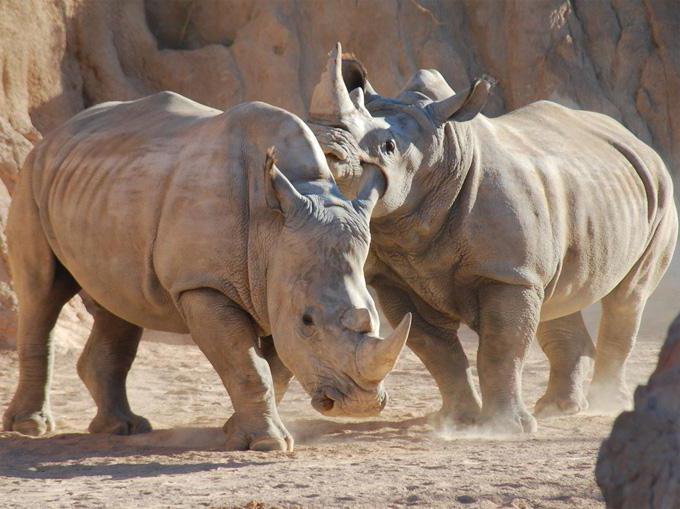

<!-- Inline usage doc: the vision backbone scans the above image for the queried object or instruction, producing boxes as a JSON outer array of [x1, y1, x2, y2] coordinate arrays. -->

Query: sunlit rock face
[[1, 0, 679, 346]]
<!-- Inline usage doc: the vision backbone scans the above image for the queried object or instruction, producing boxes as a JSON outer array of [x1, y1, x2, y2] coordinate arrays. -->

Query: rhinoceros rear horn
[[264, 147, 307, 215], [426, 76, 496, 125], [355, 313, 412, 383], [309, 43, 359, 124]]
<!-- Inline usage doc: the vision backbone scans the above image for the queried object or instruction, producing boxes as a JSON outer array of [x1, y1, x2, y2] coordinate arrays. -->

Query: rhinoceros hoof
[[587, 383, 632, 413], [534, 392, 587, 419], [479, 409, 537, 435], [3, 410, 54, 436], [430, 404, 481, 429], [222, 413, 294, 452], [88, 412, 152, 435]]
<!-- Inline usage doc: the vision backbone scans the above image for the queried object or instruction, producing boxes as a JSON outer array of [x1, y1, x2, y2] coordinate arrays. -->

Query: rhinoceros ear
[[342, 53, 379, 100], [264, 147, 307, 215], [342, 54, 367, 92], [426, 76, 495, 125]]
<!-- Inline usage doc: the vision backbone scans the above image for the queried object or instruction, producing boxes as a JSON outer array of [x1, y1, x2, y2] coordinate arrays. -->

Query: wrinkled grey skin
[[307, 44, 678, 433], [2, 92, 412, 451]]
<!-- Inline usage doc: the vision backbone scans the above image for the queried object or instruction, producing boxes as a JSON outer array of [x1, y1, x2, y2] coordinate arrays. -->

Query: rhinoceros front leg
[[179, 289, 293, 452], [260, 336, 293, 405], [371, 279, 482, 425], [476, 284, 542, 433], [534, 312, 594, 418], [408, 319, 482, 427], [76, 302, 151, 435]]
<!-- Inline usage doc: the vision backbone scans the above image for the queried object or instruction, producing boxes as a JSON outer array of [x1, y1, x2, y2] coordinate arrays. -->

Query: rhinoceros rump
[[2, 92, 412, 451], [309, 43, 678, 434]]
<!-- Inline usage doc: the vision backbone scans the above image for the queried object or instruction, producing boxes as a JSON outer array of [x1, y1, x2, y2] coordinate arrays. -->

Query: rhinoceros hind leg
[[534, 312, 594, 418], [589, 208, 676, 412], [3, 279, 78, 435], [3, 178, 80, 435], [76, 303, 150, 435], [587, 300, 643, 413]]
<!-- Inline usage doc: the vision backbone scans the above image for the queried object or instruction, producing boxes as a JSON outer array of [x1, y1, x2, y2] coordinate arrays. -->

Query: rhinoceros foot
[[478, 408, 537, 435], [88, 411, 152, 435], [2, 408, 54, 436], [222, 412, 293, 452], [429, 402, 482, 430], [534, 391, 587, 419], [587, 381, 632, 414]]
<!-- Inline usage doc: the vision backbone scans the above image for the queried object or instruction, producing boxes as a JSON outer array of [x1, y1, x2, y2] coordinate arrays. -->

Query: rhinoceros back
[[28, 92, 241, 331], [474, 101, 676, 318]]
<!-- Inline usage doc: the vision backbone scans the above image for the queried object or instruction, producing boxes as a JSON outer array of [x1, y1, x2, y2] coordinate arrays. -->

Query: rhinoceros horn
[[309, 42, 360, 125], [355, 313, 412, 383]]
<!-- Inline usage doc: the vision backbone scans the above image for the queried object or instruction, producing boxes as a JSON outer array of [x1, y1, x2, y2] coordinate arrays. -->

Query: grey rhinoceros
[[2, 91, 412, 451], [307, 44, 678, 433]]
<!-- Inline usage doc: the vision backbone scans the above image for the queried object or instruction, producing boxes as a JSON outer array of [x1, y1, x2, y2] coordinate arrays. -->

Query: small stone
[[456, 495, 476, 504]]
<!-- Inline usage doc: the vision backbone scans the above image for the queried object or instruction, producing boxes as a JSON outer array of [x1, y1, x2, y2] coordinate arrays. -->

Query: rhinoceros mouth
[[311, 394, 336, 414], [311, 386, 388, 417], [311, 386, 344, 415]]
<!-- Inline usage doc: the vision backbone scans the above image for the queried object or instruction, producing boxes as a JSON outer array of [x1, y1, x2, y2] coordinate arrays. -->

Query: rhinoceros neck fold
[[370, 120, 479, 255]]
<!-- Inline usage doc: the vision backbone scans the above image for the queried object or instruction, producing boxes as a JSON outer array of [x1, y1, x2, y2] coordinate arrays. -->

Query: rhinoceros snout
[[311, 386, 388, 417]]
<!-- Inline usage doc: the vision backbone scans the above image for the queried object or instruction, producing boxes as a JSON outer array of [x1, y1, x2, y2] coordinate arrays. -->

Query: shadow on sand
[[288, 415, 430, 444], [0, 416, 430, 480]]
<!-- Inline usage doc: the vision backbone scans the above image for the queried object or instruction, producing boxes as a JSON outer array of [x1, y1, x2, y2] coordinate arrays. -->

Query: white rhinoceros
[[2, 91, 412, 451], [308, 44, 678, 433]]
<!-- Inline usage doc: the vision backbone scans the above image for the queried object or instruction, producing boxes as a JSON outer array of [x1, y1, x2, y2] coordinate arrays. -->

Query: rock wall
[[1, 0, 680, 346]]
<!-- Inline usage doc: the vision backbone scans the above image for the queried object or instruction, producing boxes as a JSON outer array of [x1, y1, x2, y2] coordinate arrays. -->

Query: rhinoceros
[[2, 91, 412, 451], [307, 44, 678, 433]]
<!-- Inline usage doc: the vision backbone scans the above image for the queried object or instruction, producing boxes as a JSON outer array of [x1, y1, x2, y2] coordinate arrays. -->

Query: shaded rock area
[[596, 312, 680, 508], [1, 0, 680, 347]]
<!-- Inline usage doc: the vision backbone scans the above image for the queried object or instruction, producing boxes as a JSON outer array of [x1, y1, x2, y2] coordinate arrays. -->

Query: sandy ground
[[0, 313, 665, 509], [3, 257, 678, 509]]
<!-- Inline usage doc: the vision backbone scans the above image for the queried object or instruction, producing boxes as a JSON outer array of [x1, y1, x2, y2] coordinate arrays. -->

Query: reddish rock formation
[[597, 312, 680, 508], [1, 0, 679, 346]]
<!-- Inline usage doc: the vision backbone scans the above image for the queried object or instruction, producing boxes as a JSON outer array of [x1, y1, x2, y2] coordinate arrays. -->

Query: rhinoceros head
[[263, 149, 411, 417], [309, 43, 494, 217]]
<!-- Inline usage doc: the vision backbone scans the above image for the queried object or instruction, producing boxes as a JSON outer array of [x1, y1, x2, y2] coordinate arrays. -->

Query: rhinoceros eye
[[302, 313, 314, 326], [384, 139, 396, 154]]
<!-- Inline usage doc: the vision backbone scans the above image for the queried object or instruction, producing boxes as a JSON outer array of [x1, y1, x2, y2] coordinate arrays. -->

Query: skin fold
[[2, 92, 412, 451], [307, 44, 678, 433]]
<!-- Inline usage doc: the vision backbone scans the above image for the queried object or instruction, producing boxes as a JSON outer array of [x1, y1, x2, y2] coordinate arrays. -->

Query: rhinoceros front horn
[[309, 42, 358, 124], [355, 313, 412, 383]]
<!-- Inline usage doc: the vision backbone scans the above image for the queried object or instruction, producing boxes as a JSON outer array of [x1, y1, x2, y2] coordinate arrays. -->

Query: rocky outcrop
[[596, 312, 680, 508], [0, 0, 87, 347], [1, 0, 679, 346]]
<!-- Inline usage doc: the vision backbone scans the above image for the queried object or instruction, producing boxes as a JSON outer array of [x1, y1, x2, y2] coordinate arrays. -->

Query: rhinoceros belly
[[38, 150, 189, 332]]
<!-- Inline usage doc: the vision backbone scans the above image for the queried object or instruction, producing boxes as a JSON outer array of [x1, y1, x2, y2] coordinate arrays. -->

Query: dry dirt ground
[[0, 311, 666, 509]]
